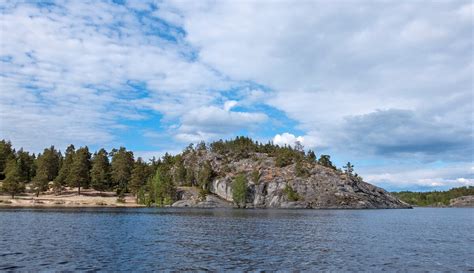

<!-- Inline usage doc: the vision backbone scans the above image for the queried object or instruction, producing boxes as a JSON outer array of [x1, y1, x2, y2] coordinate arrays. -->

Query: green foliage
[[295, 160, 310, 178], [16, 149, 36, 182], [54, 144, 75, 189], [343, 162, 354, 176], [68, 147, 91, 195], [197, 161, 214, 191], [185, 168, 195, 187], [129, 157, 149, 195], [251, 168, 261, 184], [393, 186, 474, 206], [173, 156, 186, 185], [284, 185, 300, 201], [232, 174, 247, 208], [0, 140, 15, 180], [306, 150, 317, 163], [90, 148, 110, 192], [32, 169, 49, 196], [275, 148, 294, 167], [152, 166, 176, 206], [2, 158, 25, 198], [111, 147, 134, 195], [198, 187, 208, 201], [318, 155, 336, 169]]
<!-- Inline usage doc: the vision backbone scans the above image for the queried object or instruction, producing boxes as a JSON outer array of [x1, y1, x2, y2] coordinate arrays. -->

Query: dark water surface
[[0, 207, 472, 271]]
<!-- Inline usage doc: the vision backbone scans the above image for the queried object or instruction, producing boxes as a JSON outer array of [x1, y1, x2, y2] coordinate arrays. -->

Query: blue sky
[[0, 0, 472, 191]]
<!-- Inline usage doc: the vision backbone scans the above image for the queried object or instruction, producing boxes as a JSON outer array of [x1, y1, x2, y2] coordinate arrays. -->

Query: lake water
[[0, 208, 472, 271]]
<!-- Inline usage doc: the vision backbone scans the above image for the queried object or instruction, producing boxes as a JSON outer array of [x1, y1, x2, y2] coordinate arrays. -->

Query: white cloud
[[273, 133, 304, 147], [176, 103, 268, 143], [364, 163, 474, 190], [169, 0, 472, 162]]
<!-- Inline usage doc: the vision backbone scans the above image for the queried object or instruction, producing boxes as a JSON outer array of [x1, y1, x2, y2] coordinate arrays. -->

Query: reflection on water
[[0, 208, 473, 271]]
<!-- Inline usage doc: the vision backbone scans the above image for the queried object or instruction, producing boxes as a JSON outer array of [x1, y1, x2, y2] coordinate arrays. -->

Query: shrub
[[232, 174, 247, 208], [284, 185, 300, 201]]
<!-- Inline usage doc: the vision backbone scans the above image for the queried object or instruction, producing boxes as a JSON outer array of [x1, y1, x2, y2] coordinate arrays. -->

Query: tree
[[197, 161, 213, 191], [110, 147, 134, 195], [173, 157, 186, 185], [129, 157, 149, 196], [295, 159, 310, 177], [185, 168, 195, 186], [152, 166, 176, 206], [283, 185, 300, 201], [2, 158, 25, 198], [32, 154, 51, 197], [294, 141, 304, 153], [0, 140, 15, 180], [318, 155, 335, 169], [54, 144, 75, 189], [16, 149, 36, 182], [306, 150, 317, 163], [90, 148, 110, 192], [275, 149, 293, 167], [251, 167, 261, 185], [343, 162, 354, 176], [232, 174, 247, 208], [68, 146, 91, 195]]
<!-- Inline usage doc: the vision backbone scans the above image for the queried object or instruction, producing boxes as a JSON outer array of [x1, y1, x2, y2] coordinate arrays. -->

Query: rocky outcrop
[[174, 151, 410, 209], [449, 195, 474, 207], [172, 187, 232, 208]]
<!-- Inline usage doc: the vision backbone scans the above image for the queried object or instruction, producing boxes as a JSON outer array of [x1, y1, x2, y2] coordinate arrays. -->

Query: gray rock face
[[449, 195, 474, 207], [176, 151, 410, 209]]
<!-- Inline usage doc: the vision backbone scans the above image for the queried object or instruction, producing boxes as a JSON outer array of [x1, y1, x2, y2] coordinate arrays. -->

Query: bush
[[284, 185, 300, 201], [232, 174, 247, 208]]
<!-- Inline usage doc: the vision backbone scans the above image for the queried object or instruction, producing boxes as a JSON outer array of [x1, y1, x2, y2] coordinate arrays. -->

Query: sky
[[0, 0, 472, 191]]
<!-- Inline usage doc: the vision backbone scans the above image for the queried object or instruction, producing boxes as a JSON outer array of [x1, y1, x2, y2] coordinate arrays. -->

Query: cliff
[[172, 148, 410, 209]]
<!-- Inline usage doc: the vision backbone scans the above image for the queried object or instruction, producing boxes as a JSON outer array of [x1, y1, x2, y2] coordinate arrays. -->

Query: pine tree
[[129, 157, 149, 196], [110, 147, 134, 195], [54, 144, 75, 190], [2, 158, 25, 198], [68, 146, 91, 195], [90, 148, 110, 192], [343, 162, 354, 176], [17, 149, 36, 182], [32, 154, 51, 197], [318, 155, 335, 169], [173, 157, 186, 185], [0, 140, 15, 180], [197, 161, 213, 191], [152, 166, 176, 206], [307, 150, 317, 163], [232, 174, 247, 208]]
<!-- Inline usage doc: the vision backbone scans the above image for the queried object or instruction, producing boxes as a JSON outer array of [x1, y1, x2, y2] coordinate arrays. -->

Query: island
[[0, 137, 410, 209]]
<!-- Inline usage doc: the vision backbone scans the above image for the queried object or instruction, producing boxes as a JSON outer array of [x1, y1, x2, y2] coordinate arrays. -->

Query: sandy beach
[[0, 188, 144, 208]]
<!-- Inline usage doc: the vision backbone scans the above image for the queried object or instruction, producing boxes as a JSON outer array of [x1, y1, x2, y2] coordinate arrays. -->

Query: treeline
[[1, 136, 359, 206], [392, 186, 474, 206]]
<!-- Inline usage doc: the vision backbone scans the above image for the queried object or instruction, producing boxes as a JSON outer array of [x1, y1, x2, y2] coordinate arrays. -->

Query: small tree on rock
[[232, 174, 247, 208]]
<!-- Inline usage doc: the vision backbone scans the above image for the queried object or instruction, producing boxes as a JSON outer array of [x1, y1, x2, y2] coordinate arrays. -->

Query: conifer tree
[[0, 140, 15, 180], [232, 174, 247, 208], [129, 157, 149, 196], [2, 158, 25, 198], [68, 146, 91, 195], [152, 166, 176, 206], [16, 149, 36, 182], [110, 147, 134, 195], [54, 144, 75, 189], [90, 148, 110, 192]]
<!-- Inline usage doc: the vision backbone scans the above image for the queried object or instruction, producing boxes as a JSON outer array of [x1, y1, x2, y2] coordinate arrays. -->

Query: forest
[[392, 187, 474, 206], [1, 137, 353, 206]]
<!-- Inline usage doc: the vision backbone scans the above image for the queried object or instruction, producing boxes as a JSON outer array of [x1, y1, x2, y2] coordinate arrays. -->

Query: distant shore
[[0, 188, 144, 208]]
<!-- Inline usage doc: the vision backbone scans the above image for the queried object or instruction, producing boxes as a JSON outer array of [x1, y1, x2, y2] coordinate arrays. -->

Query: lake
[[0, 208, 472, 271]]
